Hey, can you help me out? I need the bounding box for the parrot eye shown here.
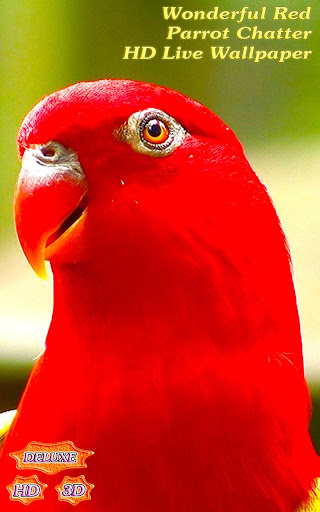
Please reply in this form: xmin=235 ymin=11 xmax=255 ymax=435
xmin=142 ymin=118 xmax=170 ymax=145
xmin=116 ymin=109 xmax=187 ymax=157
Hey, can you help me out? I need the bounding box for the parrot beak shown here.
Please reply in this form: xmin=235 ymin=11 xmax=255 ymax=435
xmin=14 ymin=143 xmax=88 ymax=279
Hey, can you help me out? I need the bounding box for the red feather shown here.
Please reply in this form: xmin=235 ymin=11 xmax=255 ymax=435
xmin=0 ymin=80 xmax=318 ymax=511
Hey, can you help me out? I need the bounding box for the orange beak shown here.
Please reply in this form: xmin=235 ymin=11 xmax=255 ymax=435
xmin=14 ymin=144 xmax=88 ymax=279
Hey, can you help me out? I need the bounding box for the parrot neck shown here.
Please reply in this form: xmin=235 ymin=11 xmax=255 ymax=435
xmin=48 ymin=241 xmax=303 ymax=370
xmin=40 ymin=262 xmax=318 ymax=511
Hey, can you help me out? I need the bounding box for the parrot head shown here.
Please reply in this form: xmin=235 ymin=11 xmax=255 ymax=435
xmin=15 ymin=79 xmax=267 ymax=275
xmin=15 ymin=79 xmax=301 ymax=361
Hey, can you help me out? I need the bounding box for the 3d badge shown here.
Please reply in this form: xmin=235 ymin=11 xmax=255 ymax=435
xmin=0 ymin=80 xmax=319 ymax=511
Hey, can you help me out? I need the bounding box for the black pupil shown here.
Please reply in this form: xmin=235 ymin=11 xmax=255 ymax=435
xmin=147 ymin=120 xmax=162 ymax=138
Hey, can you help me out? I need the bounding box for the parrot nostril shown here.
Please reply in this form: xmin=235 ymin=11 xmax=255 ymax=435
xmin=40 ymin=146 xmax=56 ymax=158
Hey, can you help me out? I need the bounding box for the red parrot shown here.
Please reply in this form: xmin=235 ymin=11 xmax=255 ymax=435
xmin=0 ymin=79 xmax=319 ymax=511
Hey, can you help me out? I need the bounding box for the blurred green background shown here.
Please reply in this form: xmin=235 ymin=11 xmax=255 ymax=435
xmin=0 ymin=0 xmax=319 ymax=449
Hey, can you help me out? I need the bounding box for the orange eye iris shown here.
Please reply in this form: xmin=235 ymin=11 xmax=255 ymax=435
xmin=143 ymin=119 xmax=170 ymax=145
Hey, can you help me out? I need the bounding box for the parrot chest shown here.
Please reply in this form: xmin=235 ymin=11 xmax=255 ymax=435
xmin=1 ymin=342 xmax=318 ymax=512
